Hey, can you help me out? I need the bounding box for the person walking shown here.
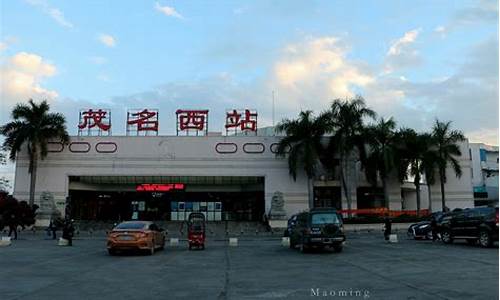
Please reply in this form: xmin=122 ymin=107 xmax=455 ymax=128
xmin=62 ymin=219 xmax=75 ymax=246
xmin=431 ymin=215 xmax=439 ymax=242
xmin=383 ymin=215 xmax=392 ymax=241
xmin=48 ymin=219 xmax=57 ymax=240
xmin=7 ymin=213 xmax=18 ymax=240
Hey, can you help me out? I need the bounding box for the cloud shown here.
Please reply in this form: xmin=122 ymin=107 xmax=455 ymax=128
xmin=271 ymin=37 xmax=374 ymax=112
xmin=384 ymin=29 xmax=422 ymax=73
xmin=155 ymin=2 xmax=183 ymax=19
xmin=438 ymin=0 xmax=498 ymax=35
xmin=0 ymin=52 xmax=59 ymax=123
xmin=25 ymin=0 xmax=73 ymax=28
xmin=98 ymin=34 xmax=116 ymax=47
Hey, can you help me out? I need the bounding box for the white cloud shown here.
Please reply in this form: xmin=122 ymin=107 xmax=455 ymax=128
xmin=155 ymin=2 xmax=183 ymax=19
xmin=25 ymin=0 xmax=73 ymax=28
xmin=384 ymin=29 xmax=422 ymax=74
xmin=98 ymin=34 xmax=116 ymax=47
xmin=0 ymin=52 xmax=59 ymax=121
xmin=271 ymin=36 xmax=374 ymax=111
xmin=387 ymin=29 xmax=420 ymax=56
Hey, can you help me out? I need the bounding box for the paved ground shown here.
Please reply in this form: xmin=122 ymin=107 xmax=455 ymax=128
xmin=0 ymin=232 xmax=497 ymax=300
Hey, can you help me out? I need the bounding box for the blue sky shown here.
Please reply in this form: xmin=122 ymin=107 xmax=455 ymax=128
xmin=0 ymin=0 xmax=498 ymax=141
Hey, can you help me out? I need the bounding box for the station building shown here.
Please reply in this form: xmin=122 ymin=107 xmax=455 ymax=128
xmin=12 ymin=133 xmax=475 ymax=227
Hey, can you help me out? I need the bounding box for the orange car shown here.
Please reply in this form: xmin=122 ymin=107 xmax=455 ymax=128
xmin=107 ymin=221 xmax=166 ymax=255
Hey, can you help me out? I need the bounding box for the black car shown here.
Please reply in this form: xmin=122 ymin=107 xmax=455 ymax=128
xmin=407 ymin=212 xmax=447 ymax=240
xmin=289 ymin=209 xmax=346 ymax=253
xmin=440 ymin=207 xmax=499 ymax=247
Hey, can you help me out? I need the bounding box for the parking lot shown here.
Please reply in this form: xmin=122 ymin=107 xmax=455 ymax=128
xmin=0 ymin=232 xmax=497 ymax=300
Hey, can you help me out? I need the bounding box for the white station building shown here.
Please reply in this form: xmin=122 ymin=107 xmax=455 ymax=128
xmin=12 ymin=133 xmax=475 ymax=227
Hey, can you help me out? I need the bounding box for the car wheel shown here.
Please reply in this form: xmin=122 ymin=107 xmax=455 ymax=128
xmin=333 ymin=244 xmax=343 ymax=253
xmin=108 ymin=249 xmax=116 ymax=256
xmin=441 ymin=230 xmax=453 ymax=244
xmin=479 ymin=230 xmax=493 ymax=248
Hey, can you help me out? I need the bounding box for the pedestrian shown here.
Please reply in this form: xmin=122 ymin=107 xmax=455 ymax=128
xmin=383 ymin=215 xmax=392 ymax=241
xmin=431 ymin=215 xmax=439 ymax=241
xmin=7 ymin=213 xmax=17 ymax=240
xmin=48 ymin=219 xmax=57 ymax=240
xmin=62 ymin=219 xmax=75 ymax=246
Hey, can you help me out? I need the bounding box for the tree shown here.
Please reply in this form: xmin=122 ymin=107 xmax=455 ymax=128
xmin=0 ymin=149 xmax=10 ymax=193
xmin=432 ymin=120 xmax=466 ymax=211
xmin=421 ymin=139 xmax=439 ymax=212
xmin=1 ymin=100 xmax=69 ymax=207
xmin=396 ymin=129 xmax=434 ymax=216
xmin=362 ymin=117 xmax=397 ymax=208
xmin=275 ymin=110 xmax=330 ymax=209
xmin=326 ymin=96 xmax=376 ymax=215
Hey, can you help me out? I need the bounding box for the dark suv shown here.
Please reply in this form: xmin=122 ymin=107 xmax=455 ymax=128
xmin=289 ymin=209 xmax=346 ymax=253
xmin=440 ymin=207 xmax=498 ymax=247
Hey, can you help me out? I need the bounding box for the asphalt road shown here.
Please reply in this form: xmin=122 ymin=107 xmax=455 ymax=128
xmin=0 ymin=232 xmax=497 ymax=300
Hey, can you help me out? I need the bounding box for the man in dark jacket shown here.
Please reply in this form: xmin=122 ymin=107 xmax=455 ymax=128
xmin=62 ymin=220 xmax=75 ymax=246
xmin=383 ymin=215 xmax=392 ymax=241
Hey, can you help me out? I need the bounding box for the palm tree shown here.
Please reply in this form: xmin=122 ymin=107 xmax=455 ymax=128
xmin=275 ymin=111 xmax=330 ymax=209
xmin=362 ymin=117 xmax=397 ymax=208
xmin=326 ymin=96 xmax=376 ymax=215
xmin=432 ymin=120 xmax=466 ymax=211
xmin=1 ymin=100 xmax=69 ymax=207
xmin=396 ymin=129 xmax=434 ymax=216
xmin=421 ymin=139 xmax=439 ymax=212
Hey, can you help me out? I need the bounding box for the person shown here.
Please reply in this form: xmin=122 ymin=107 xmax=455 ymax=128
xmin=431 ymin=215 xmax=439 ymax=241
xmin=48 ymin=219 xmax=57 ymax=240
xmin=383 ymin=215 xmax=392 ymax=241
xmin=7 ymin=213 xmax=17 ymax=240
xmin=62 ymin=219 xmax=75 ymax=246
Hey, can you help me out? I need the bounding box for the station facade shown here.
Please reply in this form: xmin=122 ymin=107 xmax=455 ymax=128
xmin=12 ymin=108 xmax=475 ymax=226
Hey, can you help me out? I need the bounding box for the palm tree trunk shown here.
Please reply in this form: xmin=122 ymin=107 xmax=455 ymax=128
xmin=340 ymin=156 xmax=351 ymax=217
xmin=28 ymin=154 xmax=38 ymax=207
xmin=382 ymin=176 xmax=389 ymax=209
xmin=439 ymin=168 xmax=446 ymax=211
xmin=415 ymin=181 xmax=421 ymax=217
xmin=427 ymin=184 xmax=432 ymax=213
xmin=307 ymin=177 xmax=314 ymax=209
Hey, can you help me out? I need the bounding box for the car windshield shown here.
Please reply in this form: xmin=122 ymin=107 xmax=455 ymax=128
xmin=115 ymin=222 xmax=146 ymax=229
xmin=311 ymin=213 xmax=340 ymax=225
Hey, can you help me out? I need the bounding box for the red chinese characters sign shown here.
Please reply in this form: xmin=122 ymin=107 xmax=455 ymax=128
xmin=176 ymin=109 xmax=209 ymax=135
xmin=225 ymin=109 xmax=258 ymax=134
xmin=127 ymin=109 xmax=159 ymax=135
xmin=136 ymin=183 xmax=185 ymax=192
xmin=78 ymin=109 xmax=111 ymax=135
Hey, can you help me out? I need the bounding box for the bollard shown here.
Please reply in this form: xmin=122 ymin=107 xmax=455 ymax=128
xmin=58 ymin=237 xmax=69 ymax=246
xmin=389 ymin=234 xmax=398 ymax=243
xmin=229 ymin=237 xmax=238 ymax=247
xmin=170 ymin=238 xmax=179 ymax=247
xmin=281 ymin=237 xmax=290 ymax=247
xmin=0 ymin=236 xmax=12 ymax=247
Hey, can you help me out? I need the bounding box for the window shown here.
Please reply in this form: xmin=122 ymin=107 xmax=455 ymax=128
xmin=116 ymin=222 xmax=147 ymax=229
xmin=311 ymin=213 xmax=340 ymax=225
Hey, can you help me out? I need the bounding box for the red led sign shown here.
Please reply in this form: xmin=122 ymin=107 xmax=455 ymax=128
xmin=136 ymin=183 xmax=185 ymax=192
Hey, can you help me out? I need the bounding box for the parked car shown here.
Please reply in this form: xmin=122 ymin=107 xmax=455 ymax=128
xmin=407 ymin=212 xmax=447 ymax=240
xmin=283 ymin=214 xmax=298 ymax=237
xmin=440 ymin=207 xmax=499 ymax=247
xmin=107 ymin=221 xmax=166 ymax=255
xmin=289 ymin=209 xmax=346 ymax=253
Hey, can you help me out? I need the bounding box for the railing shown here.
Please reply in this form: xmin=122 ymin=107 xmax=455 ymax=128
xmin=338 ymin=208 xmax=430 ymax=217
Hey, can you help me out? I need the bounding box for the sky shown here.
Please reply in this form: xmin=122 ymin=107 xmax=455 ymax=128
xmin=0 ymin=0 xmax=499 ymax=189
